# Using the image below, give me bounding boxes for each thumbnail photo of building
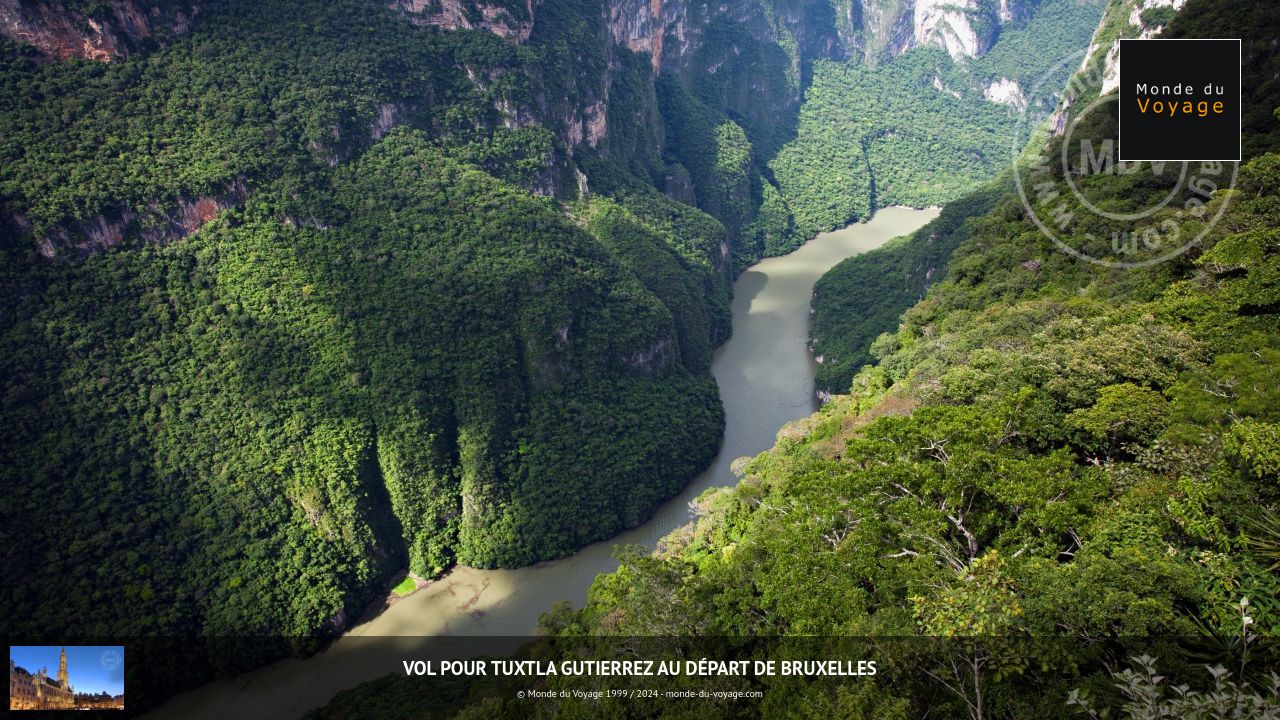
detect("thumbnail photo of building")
[9,647,74,710]
[9,646,124,711]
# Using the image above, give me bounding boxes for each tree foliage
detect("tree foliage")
[0,0,730,661]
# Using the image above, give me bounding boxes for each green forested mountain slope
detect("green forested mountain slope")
[0,128,725,642]
[805,0,1270,396]
[304,1,1280,717]
[768,0,1105,245]
[0,0,738,650]
[810,181,1006,394]
[0,0,1108,651]
[0,0,1109,694]
[315,126,1280,716]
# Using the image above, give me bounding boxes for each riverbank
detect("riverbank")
[142,206,941,720]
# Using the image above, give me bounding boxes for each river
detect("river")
[145,205,940,720]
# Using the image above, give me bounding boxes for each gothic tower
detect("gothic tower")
[57,647,68,690]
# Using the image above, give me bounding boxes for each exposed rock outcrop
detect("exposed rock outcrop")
[913,0,987,60]
[607,0,691,72]
[371,103,400,141]
[33,181,245,259]
[623,336,676,374]
[984,77,1026,109]
[390,0,540,42]
[1099,0,1186,93]
[0,0,198,61]
[837,0,1036,64]
[1048,0,1186,135]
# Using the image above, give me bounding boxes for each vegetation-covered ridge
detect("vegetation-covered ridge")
[806,0,1280,395]
[322,116,1280,720]
[312,131,1280,715]
[0,0,1111,647]
[0,0,738,672]
[0,123,727,634]
[306,1,1280,716]
[0,0,1106,694]
[767,0,1105,247]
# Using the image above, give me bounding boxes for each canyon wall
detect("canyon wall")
[0,0,198,61]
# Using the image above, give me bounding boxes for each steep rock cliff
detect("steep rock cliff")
[0,0,198,61]
[1048,0,1186,134]
[4,0,1065,261]
[0,0,1117,710]
[390,0,539,40]
[826,0,1038,64]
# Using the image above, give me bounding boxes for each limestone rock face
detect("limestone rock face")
[1048,0,1187,135]
[4,0,1085,258]
[985,77,1027,110]
[389,0,540,41]
[0,0,199,61]
[831,0,1037,64]
[32,182,246,260]
[913,0,985,60]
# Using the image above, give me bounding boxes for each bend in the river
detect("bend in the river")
[146,205,942,720]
